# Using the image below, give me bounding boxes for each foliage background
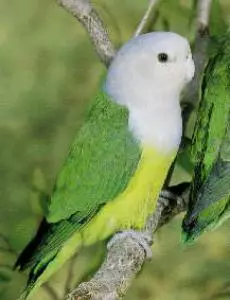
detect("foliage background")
[0,0,230,299]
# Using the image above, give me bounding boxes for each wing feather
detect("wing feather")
[16,90,141,271]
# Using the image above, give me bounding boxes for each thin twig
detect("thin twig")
[57,0,116,66]
[134,0,160,37]
[197,0,212,31]
[182,0,212,127]
[193,0,212,77]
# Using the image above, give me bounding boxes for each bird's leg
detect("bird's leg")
[107,185,189,261]
[159,190,186,212]
[107,229,153,259]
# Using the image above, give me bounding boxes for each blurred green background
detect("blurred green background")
[0,0,230,299]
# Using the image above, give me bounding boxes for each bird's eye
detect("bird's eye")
[158,53,168,63]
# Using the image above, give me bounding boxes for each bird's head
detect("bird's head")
[105,32,195,109]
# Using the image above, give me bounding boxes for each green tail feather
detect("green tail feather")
[17,254,56,299]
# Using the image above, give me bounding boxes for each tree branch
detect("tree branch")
[182,0,212,126]
[134,0,160,37]
[57,0,116,66]
[57,0,162,67]
[193,0,212,76]
[66,187,189,300]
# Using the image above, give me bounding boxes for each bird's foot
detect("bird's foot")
[108,230,153,259]
[159,189,186,212]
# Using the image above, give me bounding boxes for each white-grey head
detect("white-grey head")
[105,32,195,110]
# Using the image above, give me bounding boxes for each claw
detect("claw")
[108,230,153,259]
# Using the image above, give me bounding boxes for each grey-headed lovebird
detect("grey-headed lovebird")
[15,32,195,299]
[182,34,230,242]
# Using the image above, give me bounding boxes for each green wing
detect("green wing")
[48,90,141,223]
[182,35,230,240]
[15,90,141,274]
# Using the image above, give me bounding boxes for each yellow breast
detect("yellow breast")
[81,145,176,245]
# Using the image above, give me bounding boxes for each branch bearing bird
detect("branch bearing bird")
[16,32,195,299]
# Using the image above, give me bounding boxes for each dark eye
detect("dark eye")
[158,53,168,63]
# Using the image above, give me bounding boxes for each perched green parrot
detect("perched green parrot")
[182,34,230,242]
[16,32,195,299]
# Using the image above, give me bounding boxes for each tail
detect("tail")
[15,217,84,300]
[17,252,59,300]
[182,197,230,243]
[17,232,82,300]
[15,219,52,271]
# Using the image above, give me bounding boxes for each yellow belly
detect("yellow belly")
[81,145,176,245]
[34,145,176,291]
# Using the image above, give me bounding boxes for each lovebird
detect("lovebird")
[16,32,195,299]
[182,35,230,242]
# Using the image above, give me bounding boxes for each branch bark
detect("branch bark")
[57,0,116,66]
[66,186,189,300]
[134,0,160,37]
[182,0,212,126]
